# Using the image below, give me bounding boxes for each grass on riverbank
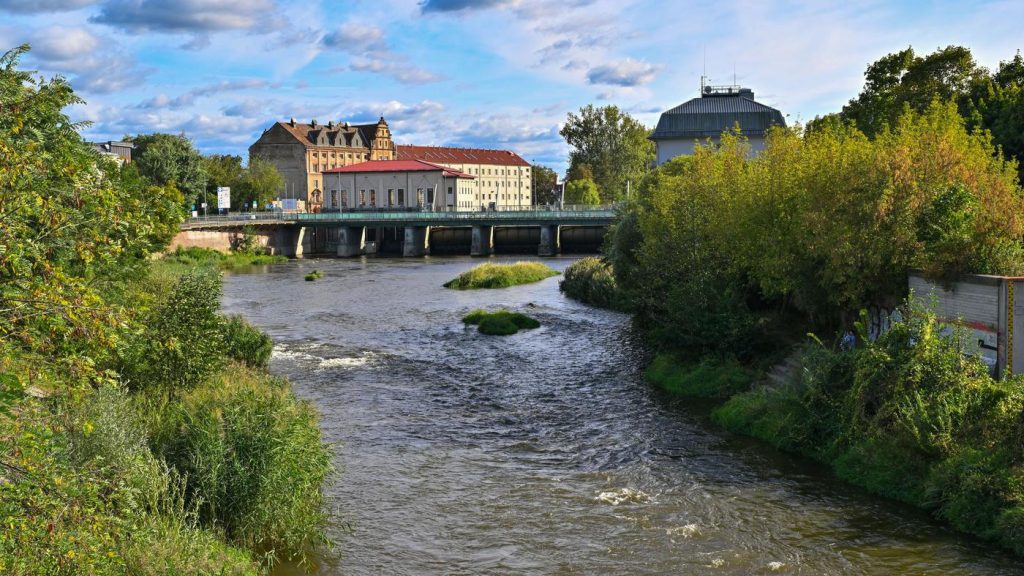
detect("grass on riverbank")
[444,262,558,290]
[463,309,541,335]
[650,302,1024,557]
[165,246,287,270]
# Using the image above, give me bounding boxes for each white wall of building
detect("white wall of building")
[324,171,476,210]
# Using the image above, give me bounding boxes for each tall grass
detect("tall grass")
[147,363,332,568]
[444,261,558,290]
[165,246,287,270]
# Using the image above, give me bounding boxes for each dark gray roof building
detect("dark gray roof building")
[650,86,785,165]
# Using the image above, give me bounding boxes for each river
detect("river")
[222,256,1022,575]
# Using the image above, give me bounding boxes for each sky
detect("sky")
[1,0,1022,175]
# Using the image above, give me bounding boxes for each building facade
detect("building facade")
[397,145,532,209]
[322,159,476,211]
[249,117,395,212]
[90,141,134,164]
[649,86,785,165]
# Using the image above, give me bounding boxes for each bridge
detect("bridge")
[175,207,617,257]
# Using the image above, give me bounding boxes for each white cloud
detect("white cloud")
[587,58,661,86]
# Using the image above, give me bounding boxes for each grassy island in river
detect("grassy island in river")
[444,262,558,290]
[463,309,541,335]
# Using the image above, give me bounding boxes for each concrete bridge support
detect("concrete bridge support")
[538,224,560,256]
[275,226,312,258]
[402,226,430,257]
[337,226,365,257]
[471,225,493,257]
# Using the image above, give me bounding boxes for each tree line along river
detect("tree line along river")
[221,256,1023,576]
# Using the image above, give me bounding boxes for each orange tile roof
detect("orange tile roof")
[397,145,530,167]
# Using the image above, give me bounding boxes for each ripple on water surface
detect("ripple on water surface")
[222,257,1024,576]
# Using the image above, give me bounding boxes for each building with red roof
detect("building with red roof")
[397,145,533,209]
[321,159,477,210]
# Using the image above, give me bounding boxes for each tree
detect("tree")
[564,178,600,205]
[840,46,987,137]
[131,132,207,209]
[0,44,182,368]
[236,157,284,210]
[560,105,653,203]
[532,164,558,205]
[202,153,244,209]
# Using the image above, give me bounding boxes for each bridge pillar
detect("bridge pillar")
[402,226,430,257]
[538,224,560,256]
[274,225,310,258]
[470,225,493,257]
[337,226,365,257]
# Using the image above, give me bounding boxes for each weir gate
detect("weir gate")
[175,207,616,257]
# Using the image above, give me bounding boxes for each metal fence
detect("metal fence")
[184,205,617,227]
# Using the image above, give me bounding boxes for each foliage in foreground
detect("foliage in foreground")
[443,262,559,290]
[0,46,329,574]
[146,363,332,566]
[558,256,629,311]
[707,302,1024,555]
[463,309,541,335]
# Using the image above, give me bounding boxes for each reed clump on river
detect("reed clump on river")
[463,309,541,335]
[444,262,558,290]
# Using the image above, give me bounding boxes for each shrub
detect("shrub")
[304,270,323,281]
[462,309,541,335]
[444,262,558,290]
[222,314,273,369]
[149,363,332,566]
[120,269,225,393]
[559,256,627,310]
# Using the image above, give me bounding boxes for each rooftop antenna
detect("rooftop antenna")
[733,62,736,86]
[701,45,707,94]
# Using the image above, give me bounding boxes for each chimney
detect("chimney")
[327,120,334,129]
[311,119,317,127]
[344,121,350,129]
[738,88,754,99]
[289,117,295,126]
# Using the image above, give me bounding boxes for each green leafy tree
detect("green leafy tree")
[202,154,244,209]
[236,157,284,210]
[531,164,558,204]
[564,178,601,205]
[560,105,653,202]
[131,132,208,209]
[0,44,182,369]
[841,46,986,137]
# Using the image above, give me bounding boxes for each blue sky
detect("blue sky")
[1,0,1022,175]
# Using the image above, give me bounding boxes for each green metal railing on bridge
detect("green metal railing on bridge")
[181,206,617,229]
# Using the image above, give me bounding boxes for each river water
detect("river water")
[222,256,1022,576]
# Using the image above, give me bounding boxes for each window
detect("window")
[448,186,453,197]
[341,190,348,207]
[416,188,424,207]
[359,189,366,206]
[426,187,434,204]
[331,189,338,207]
[387,188,394,206]
[370,189,376,207]
[397,188,405,206]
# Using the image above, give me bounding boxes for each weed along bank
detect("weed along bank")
[909,270,1024,376]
